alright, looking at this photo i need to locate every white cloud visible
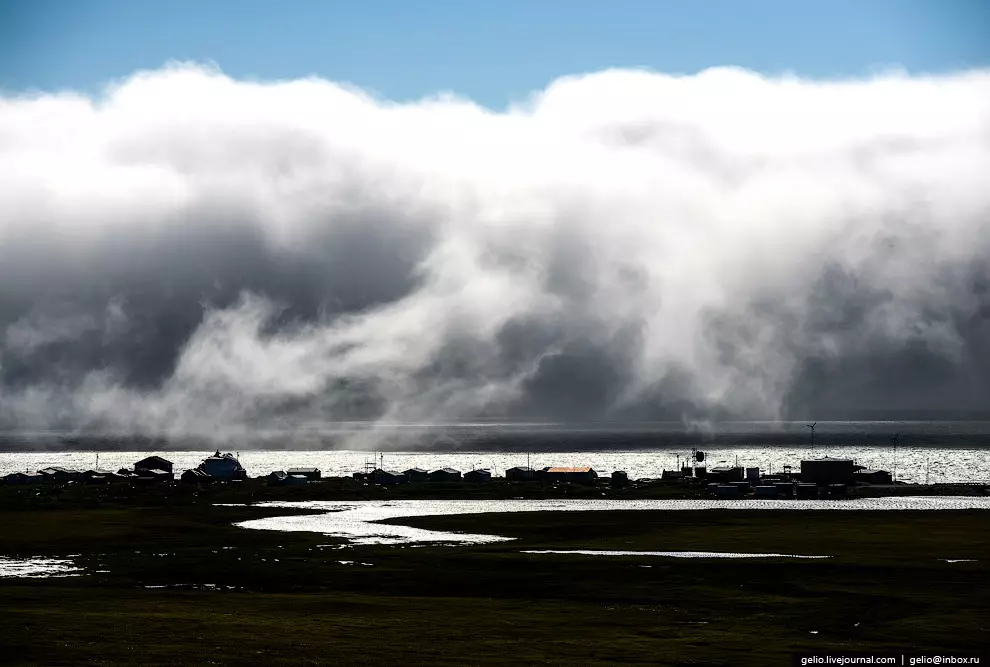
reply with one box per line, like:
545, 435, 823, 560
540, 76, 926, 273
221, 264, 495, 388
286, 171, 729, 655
0, 63, 988, 441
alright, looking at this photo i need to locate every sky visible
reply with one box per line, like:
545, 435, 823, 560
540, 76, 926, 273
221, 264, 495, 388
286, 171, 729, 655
1, 1, 989, 440
2, 0, 989, 108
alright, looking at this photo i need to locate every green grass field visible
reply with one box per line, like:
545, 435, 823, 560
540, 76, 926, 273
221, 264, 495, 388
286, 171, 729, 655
1, 482, 988, 666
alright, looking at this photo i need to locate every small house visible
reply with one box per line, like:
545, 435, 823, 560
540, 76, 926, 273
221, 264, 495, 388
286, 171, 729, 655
707, 466, 744, 483
464, 469, 492, 484
372, 469, 406, 485
267, 471, 288, 485
2, 471, 41, 485
82, 469, 115, 485
542, 467, 597, 484
611, 470, 629, 488
854, 469, 893, 485
429, 467, 461, 483
287, 467, 321, 481
134, 456, 174, 474
181, 468, 213, 484
403, 468, 429, 483
37, 467, 81, 483
505, 466, 536, 481
134, 468, 172, 484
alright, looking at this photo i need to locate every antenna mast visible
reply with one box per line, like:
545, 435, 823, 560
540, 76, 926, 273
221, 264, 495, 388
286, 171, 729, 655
891, 433, 899, 482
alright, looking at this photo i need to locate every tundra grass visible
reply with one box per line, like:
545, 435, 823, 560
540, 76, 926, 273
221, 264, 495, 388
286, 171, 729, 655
0, 490, 987, 666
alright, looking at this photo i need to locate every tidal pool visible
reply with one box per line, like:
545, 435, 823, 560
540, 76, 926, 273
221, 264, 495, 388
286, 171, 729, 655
0, 556, 83, 578
235, 496, 990, 546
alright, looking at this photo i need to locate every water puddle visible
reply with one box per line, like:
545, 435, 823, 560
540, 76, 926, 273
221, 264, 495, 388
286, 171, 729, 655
941, 559, 978, 563
0, 556, 83, 578
142, 583, 242, 591
522, 550, 829, 559
235, 496, 990, 547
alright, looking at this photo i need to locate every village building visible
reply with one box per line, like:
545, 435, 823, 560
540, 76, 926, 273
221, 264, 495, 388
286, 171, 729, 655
505, 466, 536, 481
774, 483, 795, 498
134, 456, 173, 474
81, 469, 116, 485
542, 467, 598, 484
403, 468, 429, 483
286, 467, 321, 481
854, 469, 893, 485
134, 468, 172, 483
464, 469, 492, 484
429, 467, 461, 483
180, 468, 213, 484
199, 452, 247, 481
801, 458, 855, 486
715, 485, 741, 499
2, 471, 42, 485
707, 466, 744, 483
37, 467, 81, 483
372, 469, 406, 485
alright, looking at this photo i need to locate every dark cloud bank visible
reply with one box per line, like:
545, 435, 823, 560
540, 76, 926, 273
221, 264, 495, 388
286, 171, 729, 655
1, 64, 989, 447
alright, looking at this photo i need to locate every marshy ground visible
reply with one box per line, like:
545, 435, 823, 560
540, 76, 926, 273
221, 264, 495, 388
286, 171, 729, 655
1, 480, 988, 666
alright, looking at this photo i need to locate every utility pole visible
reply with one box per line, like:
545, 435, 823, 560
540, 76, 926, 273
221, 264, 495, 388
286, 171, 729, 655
891, 434, 899, 482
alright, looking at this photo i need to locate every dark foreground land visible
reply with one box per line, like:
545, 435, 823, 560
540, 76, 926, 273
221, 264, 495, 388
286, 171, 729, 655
1, 482, 988, 666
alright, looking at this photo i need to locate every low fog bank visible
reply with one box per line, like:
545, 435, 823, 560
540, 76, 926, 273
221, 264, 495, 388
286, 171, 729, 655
2, 419, 990, 453
1, 64, 989, 446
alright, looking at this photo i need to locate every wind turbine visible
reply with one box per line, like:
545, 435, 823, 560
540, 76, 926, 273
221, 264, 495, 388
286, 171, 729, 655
806, 422, 817, 457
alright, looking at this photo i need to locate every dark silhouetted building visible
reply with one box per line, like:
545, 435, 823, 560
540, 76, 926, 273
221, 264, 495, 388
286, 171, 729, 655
429, 468, 462, 482
506, 466, 536, 481
464, 469, 492, 483
801, 458, 855, 485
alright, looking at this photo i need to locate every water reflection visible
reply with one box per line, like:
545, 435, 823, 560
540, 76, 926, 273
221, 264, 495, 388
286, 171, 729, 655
0, 556, 82, 578
522, 550, 829, 558
236, 496, 990, 546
